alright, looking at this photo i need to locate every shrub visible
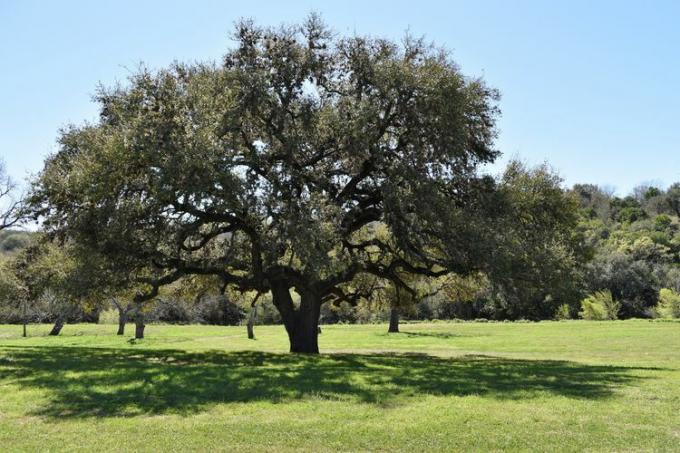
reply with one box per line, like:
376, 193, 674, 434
554, 303, 571, 320
579, 290, 620, 320
656, 288, 680, 319
617, 206, 647, 223
654, 214, 672, 231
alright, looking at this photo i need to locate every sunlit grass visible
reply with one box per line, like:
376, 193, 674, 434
0, 320, 679, 451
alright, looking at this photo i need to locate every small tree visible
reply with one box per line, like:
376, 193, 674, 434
42, 289, 78, 336
9, 239, 74, 335
0, 256, 30, 336
110, 296, 135, 335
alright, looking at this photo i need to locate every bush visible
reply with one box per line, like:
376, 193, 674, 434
585, 252, 659, 318
656, 288, 680, 319
554, 303, 571, 320
319, 301, 357, 324
579, 290, 620, 320
654, 214, 672, 231
148, 295, 245, 325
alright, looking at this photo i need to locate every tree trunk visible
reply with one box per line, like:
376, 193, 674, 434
49, 317, 65, 336
388, 284, 402, 333
289, 292, 321, 353
247, 304, 256, 340
271, 282, 321, 354
22, 301, 27, 337
388, 306, 400, 333
117, 308, 127, 335
135, 312, 145, 339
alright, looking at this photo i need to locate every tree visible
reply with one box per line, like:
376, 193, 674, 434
0, 256, 29, 336
384, 274, 441, 333
54, 243, 149, 337
110, 297, 134, 335
357, 276, 413, 334
571, 183, 612, 221
387, 284, 404, 333
30, 15, 501, 353
667, 183, 680, 217
0, 160, 21, 231
8, 239, 75, 336
485, 161, 587, 320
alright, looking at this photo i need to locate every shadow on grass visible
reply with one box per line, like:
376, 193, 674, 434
0, 346, 657, 418
398, 331, 461, 339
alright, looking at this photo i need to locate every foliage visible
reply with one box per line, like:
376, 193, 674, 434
666, 183, 680, 216
0, 238, 109, 324
579, 290, 619, 320
655, 288, 680, 319
573, 180, 680, 318
483, 161, 586, 320
0, 257, 27, 322
149, 295, 245, 325
554, 303, 571, 320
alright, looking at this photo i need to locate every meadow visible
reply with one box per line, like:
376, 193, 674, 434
0, 320, 679, 451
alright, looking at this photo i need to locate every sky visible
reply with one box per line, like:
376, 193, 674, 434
1, 0, 679, 195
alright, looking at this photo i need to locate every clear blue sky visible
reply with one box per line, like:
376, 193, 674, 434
1, 0, 679, 194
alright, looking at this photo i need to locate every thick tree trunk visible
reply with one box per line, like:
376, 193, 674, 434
247, 304, 256, 340
388, 306, 400, 333
289, 297, 321, 353
117, 308, 127, 335
271, 282, 321, 354
49, 318, 65, 336
135, 312, 145, 339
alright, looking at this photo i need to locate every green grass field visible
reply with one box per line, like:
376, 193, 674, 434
0, 320, 679, 451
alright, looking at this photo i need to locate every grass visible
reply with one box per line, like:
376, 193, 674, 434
0, 321, 679, 451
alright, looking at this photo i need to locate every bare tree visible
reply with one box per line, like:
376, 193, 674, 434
0, 161, 21, 231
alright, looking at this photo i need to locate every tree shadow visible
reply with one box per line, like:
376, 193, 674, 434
0, 346, 659, 418
398, 331, 461, 339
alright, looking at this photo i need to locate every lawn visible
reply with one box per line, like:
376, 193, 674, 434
0, 320, 678, 451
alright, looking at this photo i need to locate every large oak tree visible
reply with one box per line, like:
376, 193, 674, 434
31, 15, 500, 352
